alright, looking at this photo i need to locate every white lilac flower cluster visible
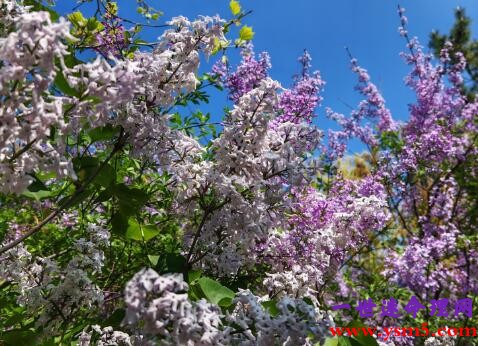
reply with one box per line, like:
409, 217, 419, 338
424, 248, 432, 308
0, 8, 74, 193
118, 76, 318, 276
423, 333, 457, 346
79, 325, 134, 346
113, 15, 226, 158
228, 289, 333, 346
0, 6, 226, 194
263, 265, 318, 298
135, 15, 225, 107
121, 269, 333, 345
123, 268, 226, 345
168, 78, 323, 275
0, 223, 109, 331
65, 56, 141, 130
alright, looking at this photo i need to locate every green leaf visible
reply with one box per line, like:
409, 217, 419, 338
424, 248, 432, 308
112, 184, 149, 213
24, 0, 60, 21
126, 219, 160, 242
106, 2, 118, 16
22, 179, 54, 200
88, 125, 120, 143
96, 185, 114, 203
218, 297, 233, 307
349, 339, 365, 346
323, 337, 339, 346
63, 54, 83, 69
73, 157, 115, 187
197, 277, 234, 306
338, 337, 352, 346
379, 130, 403, 151
148, 255, 160, 266
229, 0, 241, 15
57, 188, 92, 208
67, 11, 87, 27
111, 212, 128, 236
101, 309, 125, 329
54, 70, 79, 97
86, 17, 102, 31
1, 330, 38, 346
165, 253, 187, 273
211, 37, 221, 55
187, 269, 202, 283
239, 25, 254, 41
170, 113, 183, 127
345, 321, 379, 346
261, 300, 280, 317
96, 164, 115, 186
22, 189, 53, 200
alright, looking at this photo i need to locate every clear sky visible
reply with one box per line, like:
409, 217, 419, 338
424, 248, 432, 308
55, 0, 478, 153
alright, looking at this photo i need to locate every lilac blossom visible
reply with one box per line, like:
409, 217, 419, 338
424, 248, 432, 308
274, 50, 325, 125
261, 176, 389, 296
95, 19, 128, 58
213, 43, 271, 103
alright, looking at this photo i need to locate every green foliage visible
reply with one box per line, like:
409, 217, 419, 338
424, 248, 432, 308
112, 183, 149, 211
261, 300, 280, 317
135, 0, 163, 20
429, 7, 478, 99
379, 130, 404, 152
53, 69, 79, 97
68, 11, 87, 27
239, 25, 254, 41
68, 11, 103, 47
22, 178, 55, 200
24, 0, 59, 21
211, 37, 230, 55
192, 277, 235, 307
88, 125, 120, 143
73, 156, 115, 187
229, 0, 241, 16
105, 2, 118, 16
346, 321, 379, 346
1, 330, 39, 346
323, 337, 339, 346
125, 218, 160, 242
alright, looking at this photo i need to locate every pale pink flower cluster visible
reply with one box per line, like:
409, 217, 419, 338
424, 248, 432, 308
123, 268, 227, 345
0, 8, 226, 194
0, 223, 110, 331
122, 269, 333, 345
79, 325, 134, 346
0, 10, 74, 193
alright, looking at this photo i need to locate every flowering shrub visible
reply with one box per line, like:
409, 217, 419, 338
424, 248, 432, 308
0, 1, 477, 345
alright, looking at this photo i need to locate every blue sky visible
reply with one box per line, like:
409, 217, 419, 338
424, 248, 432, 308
55, 0, 478, 153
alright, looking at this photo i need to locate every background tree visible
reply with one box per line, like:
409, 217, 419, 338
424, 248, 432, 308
430, 7, 478, 99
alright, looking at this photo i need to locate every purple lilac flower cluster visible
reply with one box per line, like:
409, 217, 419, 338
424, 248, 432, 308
274, 50, 325, 125
212, 43, 271, 103
325, 9, 478, 345
95, 15, 128, 58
